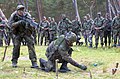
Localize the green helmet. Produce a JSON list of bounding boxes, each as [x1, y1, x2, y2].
[[65, 32, 77, 43]]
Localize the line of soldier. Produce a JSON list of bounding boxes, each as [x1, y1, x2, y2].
[[0, 12, 120, 48], [37, 11, 120, 48]]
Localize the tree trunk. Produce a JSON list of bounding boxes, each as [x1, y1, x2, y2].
[[36, 0, 42, 23]]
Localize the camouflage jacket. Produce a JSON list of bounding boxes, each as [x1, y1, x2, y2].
[[49, 21, 57, 32], [104, 18, 112, 31], [40, 20, 50, 31], [58, 18, 72, 33], [112, 16, 120, 30], [94, 17, 105, 28], [72, 20, 81, 33], [46, 35, 80, 67], [82, 19, 93, 31], [8, 11, 33, 36]]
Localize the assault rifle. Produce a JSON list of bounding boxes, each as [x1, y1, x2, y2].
[[17, 14, 39, 29]]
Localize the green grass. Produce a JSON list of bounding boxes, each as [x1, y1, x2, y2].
[[0, 45, 120, 79]]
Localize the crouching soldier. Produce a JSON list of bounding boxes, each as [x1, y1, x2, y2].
[[39, 32, 87, 73]]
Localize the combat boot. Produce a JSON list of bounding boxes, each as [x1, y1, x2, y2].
[[94, 43, 98, 48], [39, 58, 51, 72], [39, 58, 46, 70], [12, 61, 17, 68], [31, 61, 38, 68], [59, 61, 71, 73], [101, 43, 104, 48], [89, 44, 92, 48]]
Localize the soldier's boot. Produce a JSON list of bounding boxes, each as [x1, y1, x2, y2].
[[89, 44, 92, 48], [39, 58, 46, 70], [105, 43, 107, 47], [112, 44, 116, 47], [101, 43, 104, 48], [31, 61, 39, 68], [94, 43, 98, 48], [44, 42, 46, 46], [12, 61, 17, 68], [39, 58, 51, 72], [40, 41, 43, 46], [59, 61, 71, 73]]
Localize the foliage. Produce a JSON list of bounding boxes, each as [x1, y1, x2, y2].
[[0, 0, 106, 22]]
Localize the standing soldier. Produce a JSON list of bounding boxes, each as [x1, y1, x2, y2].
[[49, 18, 57, 44], [82, 16, 91, 46], [39, 32, 87, 72], [104, 13, 112, 47], [112, 12, 120, 47], [58, 14, 72, 36], [94, 12, 105, 48], [86, 14, 94, 48], [40, 16, 50, 46], [8, 5, 38, 68], [72, 16, 82, 45]]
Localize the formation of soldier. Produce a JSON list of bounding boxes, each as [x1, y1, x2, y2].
[[1, 11, 120, 48], [0, 4, 120, 73]]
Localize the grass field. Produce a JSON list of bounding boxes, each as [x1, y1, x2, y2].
[[0, 45, 120, 79]]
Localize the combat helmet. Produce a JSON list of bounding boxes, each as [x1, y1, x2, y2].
[[17, 5, 25, 10], [65, 32, 77, 43]]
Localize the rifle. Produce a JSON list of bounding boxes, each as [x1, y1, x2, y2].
[[17, 14, 39, 29]]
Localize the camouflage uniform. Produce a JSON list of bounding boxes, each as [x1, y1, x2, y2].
[[40, 17, 50, 45], [49, 18, 57, 44], [82, 16, 93, 46], [112, 13, 120, 47], [8, 5, 38, 68], [72, 17, 82, 45], [104, 14, 112, 47], [58, 14, 72, 36], [94, 12, 105, 48], [39, 32, 87, 72]]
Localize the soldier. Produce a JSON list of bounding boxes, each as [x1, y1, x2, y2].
[[94, 12, 105, 48], [8, 5, 38, 68], [72, 16, 82, 45], [86, 14, 94, 48], [40, 16, 50, 45], [58, 14, 72, 36], [39, 32, 87, 73], [104, 13, 112, 47], [82, 16, 91, 46], [49, 18, 57, 44], [112, 12, 120, 47]]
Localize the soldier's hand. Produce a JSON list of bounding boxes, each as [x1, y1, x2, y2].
[[78, 64, 87, 70], [19, 20, 26, 25]]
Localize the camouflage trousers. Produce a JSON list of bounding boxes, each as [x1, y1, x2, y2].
[[40, 30, 49, 45], [95, 30, 104, 46], [83, 30, 92, 46], [113, 30, 120, 46], [104, 30, 111, 46], [40, 47, 73, 72], [11, 35, 37, 63], [49, 31, 57, 44]]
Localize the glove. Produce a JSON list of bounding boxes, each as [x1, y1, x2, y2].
[[12, 20, 26, 28], [78, 64, 87, 70], [19, 20, 26, 25]]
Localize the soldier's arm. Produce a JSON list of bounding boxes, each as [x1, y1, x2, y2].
[[59, 50, 87, 70]]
